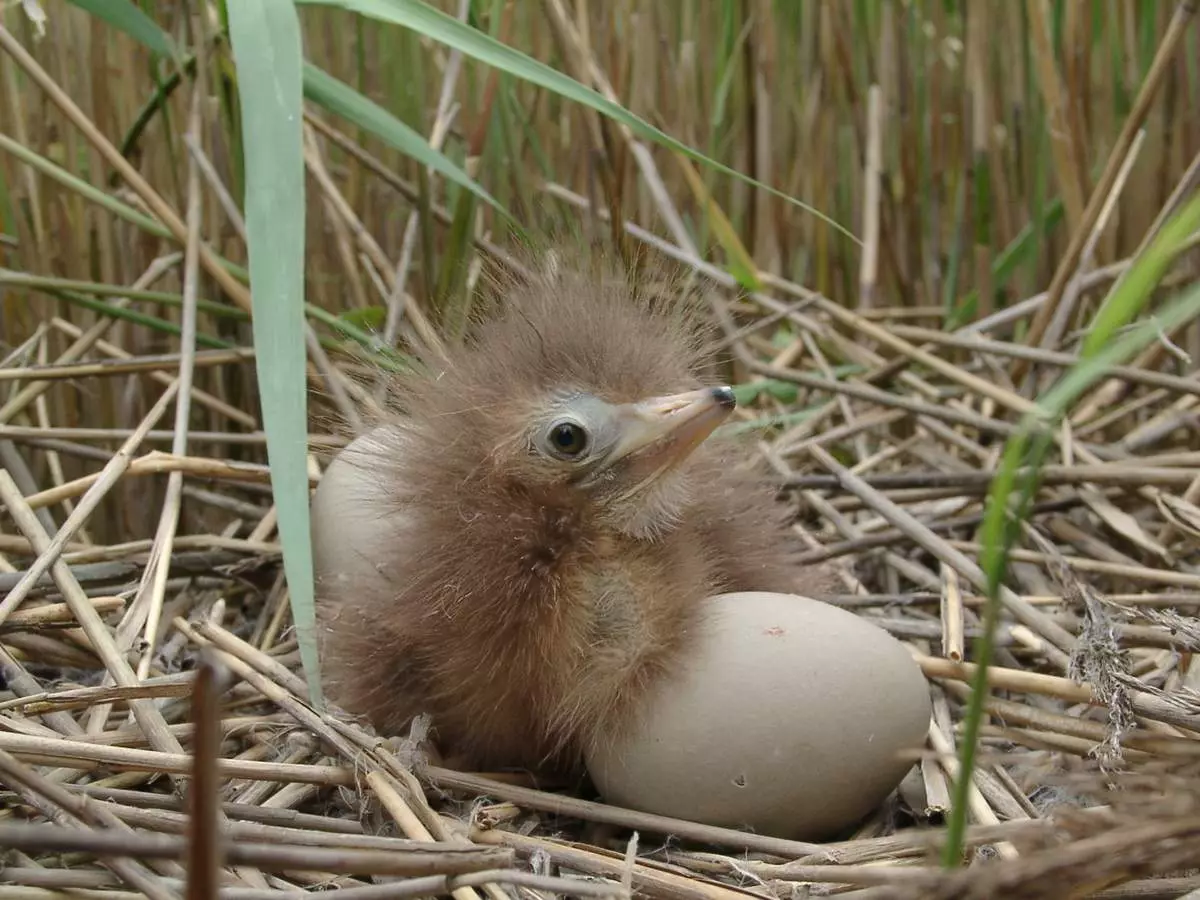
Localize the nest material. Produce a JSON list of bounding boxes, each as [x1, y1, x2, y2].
[[3, 250, 1200, 898]]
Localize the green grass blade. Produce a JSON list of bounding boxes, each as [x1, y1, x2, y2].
[[0, 133, 259, 289], [227, 0, 323, 708], [941, 194, 1200, 868], [941, 170, 968, 319], [66, 0, 180, 63], [117, 57, 189, 167], [1081, 191, 1200, 358], [301, 62, 509, 220], [0, 132, 171, 239], [294, 0, 857, 244], [0, 270, 249, 321], [51, 290, 234, 349]]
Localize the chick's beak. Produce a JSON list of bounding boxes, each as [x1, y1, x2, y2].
[[602, 386, 737, 492]]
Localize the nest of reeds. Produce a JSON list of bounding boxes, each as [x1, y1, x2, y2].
[[4, 2, 1200, 898], [5, 241, 1200, 900]]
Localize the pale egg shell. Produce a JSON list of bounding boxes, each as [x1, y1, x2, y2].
[[585, 591, 931, 840], [311, 425, 413, 601]]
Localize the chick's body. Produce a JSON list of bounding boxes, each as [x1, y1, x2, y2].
[[314, 257, 829, 775]]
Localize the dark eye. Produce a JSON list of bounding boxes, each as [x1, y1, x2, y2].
[[548, 421, 589, 458]]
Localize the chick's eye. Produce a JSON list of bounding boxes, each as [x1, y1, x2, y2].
[[547, 421, 589, 458]]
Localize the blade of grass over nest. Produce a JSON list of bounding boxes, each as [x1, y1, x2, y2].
[[0, 133, 170, 240], [677, 154, 761, 291], [941, 167, 968, 320], [45, 290, 234, 351], [0, 272, 244, 318], [294, 0, 857, 244], [1081, 191, 1200, 358], [227, 0, 323, 708], [301, 62, 507, 222], [942, 194, 1200, 869], [0, 132, 256, 290], [66, 0, 180, 62]]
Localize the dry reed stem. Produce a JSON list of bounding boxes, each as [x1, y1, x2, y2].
[[0, 823, 514, 878], [125, 81, 208, 695]]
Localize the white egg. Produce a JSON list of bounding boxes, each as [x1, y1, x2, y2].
[[585, 591, 931, 840], [311, 425, 413, 601]]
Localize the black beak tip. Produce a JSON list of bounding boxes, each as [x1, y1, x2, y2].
[[712, 385, 737, 410]]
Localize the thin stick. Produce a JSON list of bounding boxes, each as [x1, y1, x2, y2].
[[125, 80, 206, 684], [859, 84, 883, 313], [0, 824, 514, 878], [186, 653, 229, 900], [941, 564, 965, 662], [0, 731, 356, 785]]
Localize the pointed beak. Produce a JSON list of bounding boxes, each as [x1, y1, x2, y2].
[[601, 386, 737, 491]]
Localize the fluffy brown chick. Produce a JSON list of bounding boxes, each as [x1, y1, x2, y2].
[[312, 252, 834, 777]]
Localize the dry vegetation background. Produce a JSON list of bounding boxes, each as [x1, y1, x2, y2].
[[2, 1, 1200, 899]]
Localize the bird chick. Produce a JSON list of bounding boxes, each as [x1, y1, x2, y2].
[[313, 252, 834, 777]]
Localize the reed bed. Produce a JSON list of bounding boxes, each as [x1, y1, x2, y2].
[[2, 1, 1200, 898]]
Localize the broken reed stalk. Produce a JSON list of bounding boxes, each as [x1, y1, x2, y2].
[[186, 653, 227, 900]]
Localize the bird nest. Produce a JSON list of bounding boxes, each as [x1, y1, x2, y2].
[[4, 237, 1200, 900]]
